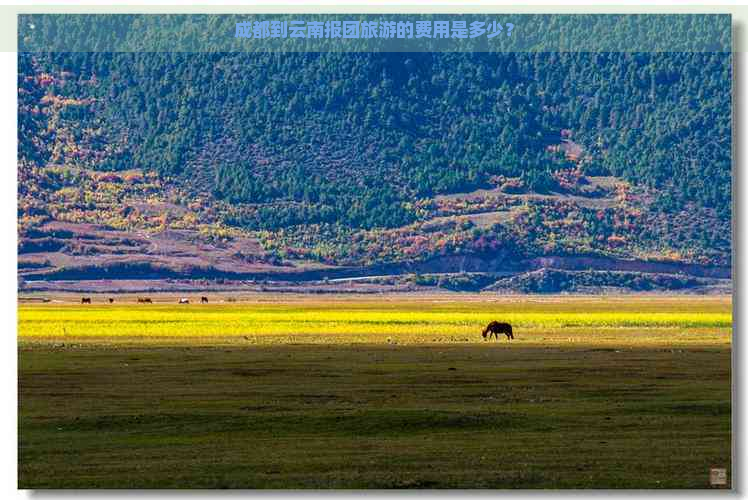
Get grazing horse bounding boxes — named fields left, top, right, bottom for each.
left=201, top=296, right=209, bottom=304
left=108, top=298, right=114, bottom=304
left=81, top=297, right=91, bottom=304
left=178, top=298, right=190, bottom=304
left=482, top=321, right=514, bottom=341
left=137, top=297, right=152, bottom=304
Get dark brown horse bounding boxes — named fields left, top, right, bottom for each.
left=201, top=296, right=209, bottom=304
left=482, top=321, right=513, bottom=341
left=81, top=297, right=91, bottom=304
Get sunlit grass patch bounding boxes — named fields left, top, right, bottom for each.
left=18, top=297, right=732, bottom=346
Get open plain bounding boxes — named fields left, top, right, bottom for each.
left=18, top=295, right=732, bottom=488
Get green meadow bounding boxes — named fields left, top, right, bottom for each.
left=18, top=295, right=732, bottom=488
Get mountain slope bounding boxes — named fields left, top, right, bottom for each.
left=17, top=51, right=732, bottom=293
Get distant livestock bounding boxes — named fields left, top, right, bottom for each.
left=81, top=297, right=91, bottom=304
left=201, top=296, right=209, bottom=304
left=137, top=297, right=152, bottom=304
left=179, top=298, right=190, bottom=304
left=482, top=321, right=514, bottom=341
left=108, top=298, right=114, bottom=304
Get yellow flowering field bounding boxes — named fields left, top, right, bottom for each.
left=17, top=296, right=732, bottom=346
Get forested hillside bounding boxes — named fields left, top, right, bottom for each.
left=17, top=49, right=732, bottom=293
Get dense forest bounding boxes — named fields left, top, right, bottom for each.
left=20, top=51, right=731, bottom=222
left=17, top=30, right=733, bottom=290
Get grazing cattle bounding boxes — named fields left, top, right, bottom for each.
left=178, top=298, right=190, bottom=304
left=201, top=296, right=208, bottom=304
left=137, top=297, right=152, bottom=304
left=81, top=297, right=91, bottom=304
left=108, top=298, right=114, bottom=304
left=482, top=321, right=514, bottom=341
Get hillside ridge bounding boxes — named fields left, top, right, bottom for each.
left=17, top=51, right=732, bottom=293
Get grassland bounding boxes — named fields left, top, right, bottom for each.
left=18, top=295, right=732, bottom=345
left=18, top=295, right=732, bottom=488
